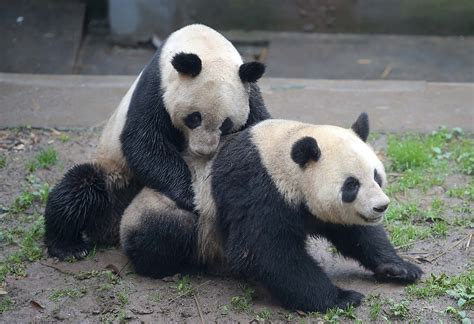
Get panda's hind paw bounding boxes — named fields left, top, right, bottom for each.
left=375, top=261, right=423, bottom=283
left=47, top=241, right=93, bottom=261
left=334, top=288, right=364, bottom=310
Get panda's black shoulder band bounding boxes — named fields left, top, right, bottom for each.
left=239, top=62, right=265, bottom=83
left=172, top=52, right=202, bottom=77
left=291, top=136, right=321, bottom=167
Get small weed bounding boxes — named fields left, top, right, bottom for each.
left=447, top=283, right=474, bottom=308
left=387, top=299, right=410, bottom=319
left=74, top=270, right=102, bottom=280
left=0, top=155, right=6, bottom=169
left=58, top=133, right=71, bottom=143
left=322, top=305, right=356, bottom=323
left=367, top=294, right=383, bottom=321
left=97, top=284, right=113, bottom=292
left=0, top=296, right=13, bottom=313
left=27, top=147, right=58, bottom=172
left=104, top=270, right=120, bottom=285
left=231, top=286, right=254, bottom=313
left=256, top=307, right=271, bottom=321
left=448, top=181, right=474, bottom=202
left=446, top=306, right=472, bottom=323
left=175, top=275, right=193, bottom=297
left=9, top=190, right=35, bottom=214
left=49, top=287, right=86, bottom=302
left=220, top=304, right=230, bottom=315
left=116, top=291, right=129, bottom=306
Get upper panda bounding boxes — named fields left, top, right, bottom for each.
left=120, top=113, right=422, bottom=313
left=43, top=24, right=270, bottom=260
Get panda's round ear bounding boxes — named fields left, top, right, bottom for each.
left=291, top=137, right=321, bottom=167
left=172, top=52, right=202, bottom=77
left=239, top=62, right=265, bottom=83
left=351, top=112, right=370, bottom=142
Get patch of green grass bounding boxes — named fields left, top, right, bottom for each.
left=446, top=306, right=472, bottom=323
left=49, top=287, right=87, bottom=302
left=0, top=296, right=13, bottom=313
left=387, top=135, right=432, bottom=172
left=387, top=299, right=410, bottom=319
left=406, top=270, right=474, bottom=300
left=58, top=133, right=71, bottom=143
left=220, top=304, right=230, bottom=315
left=231, top=286, right=254, bottom=313
left=256, top=307, right=271, bottom=321
left=0, top=155, right=6, bottom=169
left=27, top=147, right=58, bottom=173
left=367, top=294, right=383, bottom=321
left=388, top=224, right=431, bottom=248
left=9, top=190, right=35, bottom=214
left=116, top=291, right=129, bottom=306
left=385, top=202, right=421, bottom=223
left=175, top=275, right=193, bottom=297
left=321, top=305, right=357, bottom=323
left=448, top=181, right=474, bottom=202
left=0, top=216, right=44, bottom=283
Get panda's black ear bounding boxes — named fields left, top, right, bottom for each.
left=239, top=62, right=265, bottom=83
left=172, top=52, right=202, bottom=77
left=291, top=137, right=321, bottom=167
left=351, top=112, right=369, bottom=142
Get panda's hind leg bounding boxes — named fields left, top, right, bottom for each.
left=120, top=188, right=198, bottom=278
left=44, top=163, right=109, bottom=260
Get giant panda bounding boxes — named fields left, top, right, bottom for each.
left=120, top=113, right=423, bottom=312
left=44, top=24, right=270, bottom=260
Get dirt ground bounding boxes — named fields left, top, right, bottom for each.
left=0, top=128, right=472, bottom=323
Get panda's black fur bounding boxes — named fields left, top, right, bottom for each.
left=44, top=25, right=270, bottom=260
left=121, top=114, right=422, bottom=312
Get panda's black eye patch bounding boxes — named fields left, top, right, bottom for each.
left=220, top=118, right=234, bottom=135
left=342, top=176, right=360, bottom=203
left=184, top=112, right=202, bottom=129
left=374, top=169, right=382, bottom=187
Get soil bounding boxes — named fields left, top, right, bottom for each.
left=0, top=128, right=472, bottom=322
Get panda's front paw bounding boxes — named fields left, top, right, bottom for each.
left=334, top=288, right=364, bottom=310
left=375, top=261, right=423, bottom=283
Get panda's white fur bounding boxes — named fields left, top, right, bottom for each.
left=120, top=115, right=423, bottom=312
left=44, top=24, right=269, bottom=261
left=161, top=24, right=250, bottom=156
left=251, top=119, right=390, bottom=225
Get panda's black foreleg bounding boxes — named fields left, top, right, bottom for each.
left=44, top=163, right=109, bottom=260
left=319, top=224, right=423, bottom=283
left=226, top=233, right=363, bottom=312
left=121, top=197, right=198, bottom=278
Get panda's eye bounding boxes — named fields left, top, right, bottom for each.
left=374, top=169, right=382, bottom=187
left=184, top=112, right=202, bottom=129
left=219, top=118, right=234, bottom=135
left=341, top=176, right=360, bottom=203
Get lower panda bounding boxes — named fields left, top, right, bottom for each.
left=120, top=113, right=422, bottom=312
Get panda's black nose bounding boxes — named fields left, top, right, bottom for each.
left=373, top=204, right=389, bottom=213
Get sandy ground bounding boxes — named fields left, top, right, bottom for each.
left=0, top=128, right=472, bottom=322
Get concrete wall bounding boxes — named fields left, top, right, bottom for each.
left=108, top=0, right=474, bottom=43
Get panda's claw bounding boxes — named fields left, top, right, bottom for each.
left=375, top=261, right=423, bottom=283
left=48, top=241, right=93, bottom=261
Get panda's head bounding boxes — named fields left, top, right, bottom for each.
left=289, top=113, right=390, bottom=225
left=163, top=52, right=265, bottom=157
